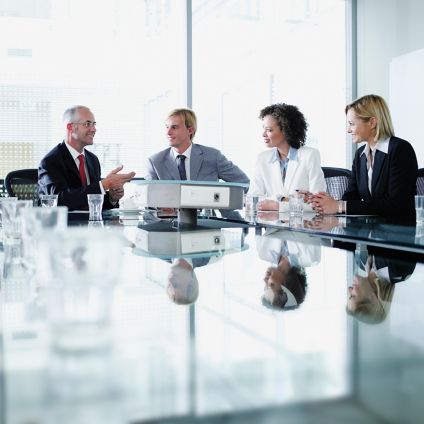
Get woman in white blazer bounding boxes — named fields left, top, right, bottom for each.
left=249, top=103, right=326, bottom=211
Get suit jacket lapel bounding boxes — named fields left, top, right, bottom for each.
left=284, top=158, right=299, bottom=192
left=166, top=150, right=181, bottom=180
left=85, top=152, right=97, bottom=182
left=359, top=152, right=371, bottom=199
left=190, top=144, right=203, bottom=180
left=371, top=150, right=386, bottom=194
left=59, top=142, right=80, bottom=180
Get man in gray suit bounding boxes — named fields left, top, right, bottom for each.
left=145, top=108, right=249, bottom=186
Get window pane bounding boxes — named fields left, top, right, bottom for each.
left=192, top=0, right=348, bottom=178
left=0, top=0, right=186, bottom=179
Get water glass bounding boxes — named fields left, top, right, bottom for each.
left=40, top=194, right=58, bottom=207
left=87, top=194, right=104, bottom=221
left=2, top=199, right=33, bottom=242
left=415, top=195, right=424, bottom=225
left=289, top=193, right=304, bottom=216
left=0, top=197, right=17, bottom=227
left=21, top=206, right=68, bottom=269
left=245, top=195, right=264, bottom=215
left=37, top=229, right=124, bottom=353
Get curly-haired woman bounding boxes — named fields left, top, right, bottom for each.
left=249, top=103, right=326, bottom=211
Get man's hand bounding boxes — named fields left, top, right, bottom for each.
left=102, top=165, right=136, bottom=191
left=109, top=187, right=125, bottom=202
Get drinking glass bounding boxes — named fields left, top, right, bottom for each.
left=40, top=194, right=58, bottom=207
left=87, top=194, right=104, bottom=221
left=289, top=193, right=304, bottom=216
left=415, top=195, right=424, bottom=225
left=2, top=199, right=33, bottom=243
left=37, top=229, right=124, bottom=354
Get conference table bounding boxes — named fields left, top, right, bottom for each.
left=1, top=207, right=423, bottom=423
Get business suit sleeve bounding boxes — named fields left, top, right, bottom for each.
left=216, top=151, right=250, bottom=187
left=344, top=139, right=418, bottom=215
left=342, top=151, right=362, bottom=201
left=145, top=157, right=159, bottom=180
left=307, top=149, right=326, bottom=194
left=39, top=152, right=113, bottom=211
left=248, top=157, right=267, bottom=195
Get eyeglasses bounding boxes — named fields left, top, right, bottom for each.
left=72, top=121, right=97, bottom=128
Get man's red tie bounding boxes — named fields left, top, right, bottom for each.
left=78, top=154, right=87, bottom=187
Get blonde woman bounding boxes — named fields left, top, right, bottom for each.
left=347, top=254, right=415, bottom=324
left=312, top=94, right=418, bottom=216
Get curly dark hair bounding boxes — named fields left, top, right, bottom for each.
left=261, top=266, right=308, bottom=311
left=259, top=103, right=308, bottom=148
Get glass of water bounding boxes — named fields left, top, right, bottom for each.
left=40, top=194, right=58, bottom=207
left=289, top=193, right=304, bottom=216
left=415, top=195, right=424, bottom=225
left=87, top=194, right=104, bottom=221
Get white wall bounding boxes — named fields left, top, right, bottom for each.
left=357, top=0, right=424, bottom=164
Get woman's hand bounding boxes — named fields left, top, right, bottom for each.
left=258, top=199, right=279, bottom=211
left=310, top=192, right=339, bottom=214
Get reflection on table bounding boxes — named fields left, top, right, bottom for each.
left=1, top=212, right=424, bottom=423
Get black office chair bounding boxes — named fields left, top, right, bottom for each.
left=0, top=179, right=8, bottom=197
left=417, top=168, right=424, bottom=195
left=322, top=167, right=351, bottom=200
left=4, top=169, right=39, bottom=203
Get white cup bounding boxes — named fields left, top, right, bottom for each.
left=415, top=195, right=424, bottom=225
left=40, top=194, right=58, bottom=207
left=87, top=194, right=104, bottom=221
left=289, top=193, right=304, bottom=216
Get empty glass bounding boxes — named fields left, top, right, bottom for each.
left=40, top=194, right=58, bottom=207
left=87, top=194, right=104, bottom=221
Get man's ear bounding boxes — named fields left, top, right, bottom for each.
left=66, top=123, right=73, bottom=131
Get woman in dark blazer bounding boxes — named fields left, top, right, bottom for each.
left=312, top=94, right=418, bottom=216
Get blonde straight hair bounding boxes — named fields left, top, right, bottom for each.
left=168, top=108, right=197, bottom=140
left=345, top=94, right=394, bottom=142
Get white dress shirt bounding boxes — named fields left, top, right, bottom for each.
left=171, top=143, right=193, bottom=180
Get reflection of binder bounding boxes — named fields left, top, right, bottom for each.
left=134, top=227, right=245, bottom=257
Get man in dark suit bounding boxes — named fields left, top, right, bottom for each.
left=38, top=105, right=135, bottom=211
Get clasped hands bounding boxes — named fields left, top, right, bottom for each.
left=102, top=165, right=136, bottom=202
left=256, top=191, right=339, bottom=215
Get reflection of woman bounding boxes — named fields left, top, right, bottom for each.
left=249, top=103, right=326, bottom=211
left=347, top=254, right=415, bottom=323
left=313, top=94, right=418, bottom=216
left=347, top=274, right=395, bottom=324
left=257, top=230, right=321, bottom=310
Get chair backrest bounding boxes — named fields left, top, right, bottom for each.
left=417, top=168, right=424, bottom=195
left=322, top=167, right=352, bottom=200
left=5, top=169, right=39, bottom=203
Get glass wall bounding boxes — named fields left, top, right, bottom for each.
left=0, top=0, right=348, bottom=182
left=0, top=0, right=186, bottom=178
left=192, top=0, right=348, bottom=177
